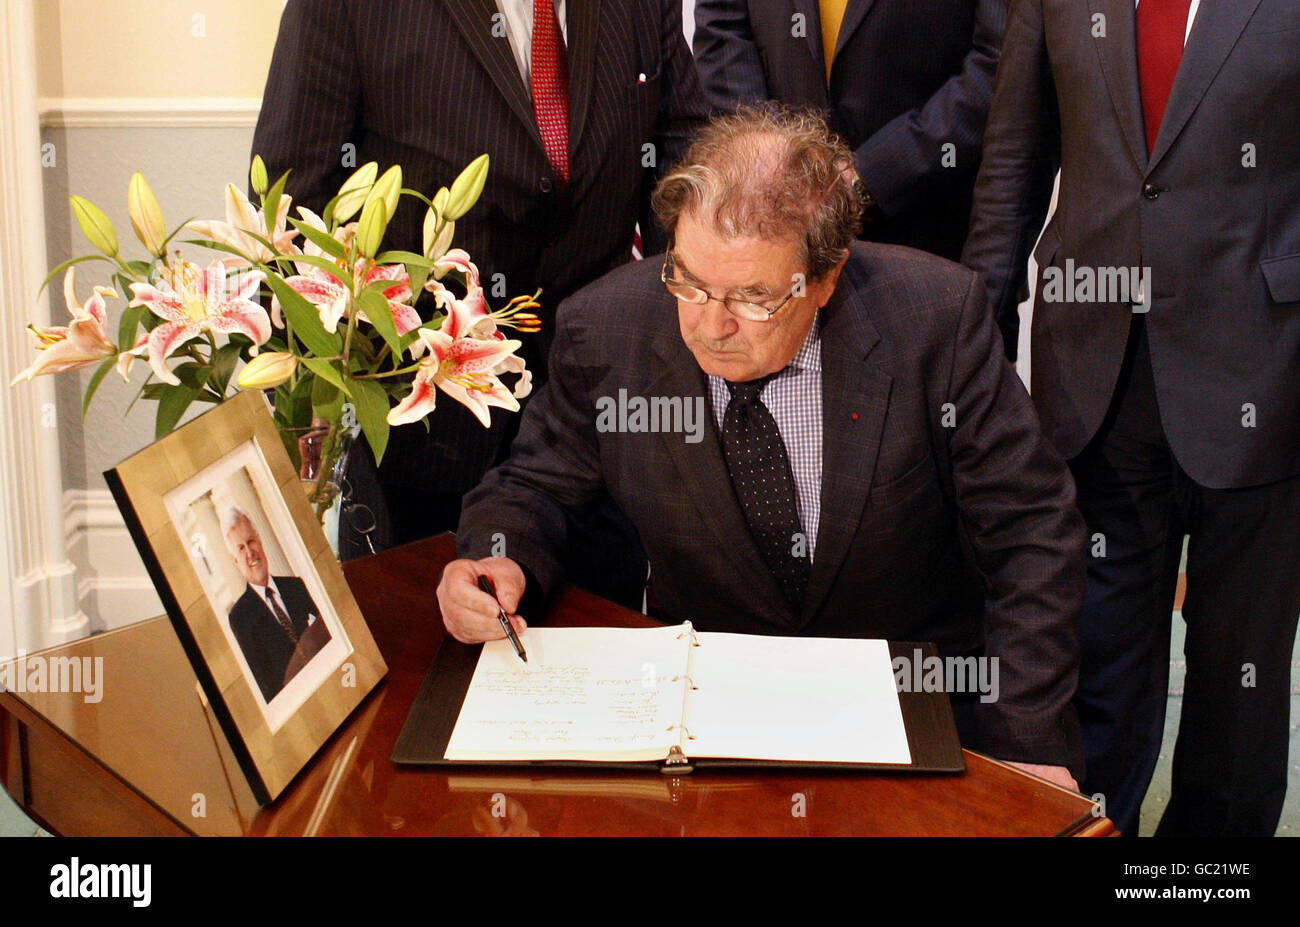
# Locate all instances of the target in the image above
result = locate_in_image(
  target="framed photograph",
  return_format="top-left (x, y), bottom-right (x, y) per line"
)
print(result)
top-left (104, 389), bottom-right (387, 804)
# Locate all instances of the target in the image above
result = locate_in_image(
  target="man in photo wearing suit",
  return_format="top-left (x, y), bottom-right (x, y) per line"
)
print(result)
top-left (251, 0), bottom-right (708, 604)
top-left (692, 0), bottom-right (1008, 261)
top-left (963, 0), bottom-right (1300, 835)
top-left (224, 508), bottom-right (331, 703)
top-left (438, 109), bottom-right (1088, 786)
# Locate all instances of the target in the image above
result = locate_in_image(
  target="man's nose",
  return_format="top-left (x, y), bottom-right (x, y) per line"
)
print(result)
top-left (697, 296), bottom-right (739, 340)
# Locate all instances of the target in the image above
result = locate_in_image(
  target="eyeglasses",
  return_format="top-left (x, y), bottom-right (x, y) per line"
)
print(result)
top-left (661, 251), bottom-right (799, 322)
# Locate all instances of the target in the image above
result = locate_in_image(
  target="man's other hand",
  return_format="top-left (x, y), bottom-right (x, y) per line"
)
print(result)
top-left (1006, 762), bottom-right (1079, 792)
top-left (437, 557), bottom-right (528, 644)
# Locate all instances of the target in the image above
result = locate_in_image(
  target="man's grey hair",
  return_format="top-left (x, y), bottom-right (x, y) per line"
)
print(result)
top-left (652, 105), bottom-right (864, 281)
top-left (220, 506), bottom-right (256, 550)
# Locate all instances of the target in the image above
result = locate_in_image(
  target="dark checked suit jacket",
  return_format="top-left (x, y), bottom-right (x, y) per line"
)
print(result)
top-left (692, 0), bottom-right (1008, 261)
top-left (228, 576), bottom-right (326, 702)
top-left (962, 0), bottom-right (1300, 487)
top-left (457, 244), bottom-right (1088, 771)
top-left (251, 0), bottom-right (707, 490)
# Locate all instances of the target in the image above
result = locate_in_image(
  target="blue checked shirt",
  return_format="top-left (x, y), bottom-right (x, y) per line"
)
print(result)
top-left (708, 318), bottom-right (823, 561)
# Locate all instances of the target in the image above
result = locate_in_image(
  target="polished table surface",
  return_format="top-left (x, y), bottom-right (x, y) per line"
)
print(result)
top-left (0, 534), bottom-right (1111, 836)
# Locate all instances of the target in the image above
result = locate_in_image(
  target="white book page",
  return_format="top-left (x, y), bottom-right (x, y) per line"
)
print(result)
top-left (684, 634), bottom-right (912, 765)
top-left (444, 624), bottom-right (692, 762)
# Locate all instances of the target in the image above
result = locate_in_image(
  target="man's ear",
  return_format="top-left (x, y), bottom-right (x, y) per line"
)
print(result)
top-left (814, 250), bottom-right (850, 307)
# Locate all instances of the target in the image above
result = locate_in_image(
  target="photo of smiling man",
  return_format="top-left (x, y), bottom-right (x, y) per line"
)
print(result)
top-left (223, 506), bottom-right (331, 702)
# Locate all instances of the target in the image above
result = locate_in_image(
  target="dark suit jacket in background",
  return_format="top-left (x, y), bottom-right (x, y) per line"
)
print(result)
top-left (693, 0), bottom-right (1007, 260)
top-left (457, 245), bottom-right (1087, 772)
top-left (251, 0), bottom-right (707, 492)
top-left (962, 0), bottom-right (1300, 488)
top-left (228, 575), bottom-right (326, 702)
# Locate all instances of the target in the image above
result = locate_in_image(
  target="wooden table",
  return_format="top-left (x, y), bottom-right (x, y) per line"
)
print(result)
top-left (0, 534), bottom-right (1112, 836)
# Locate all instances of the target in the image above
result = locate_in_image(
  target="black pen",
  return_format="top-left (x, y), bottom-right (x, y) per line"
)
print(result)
top-left (477, 574), bottom-right (528, 663)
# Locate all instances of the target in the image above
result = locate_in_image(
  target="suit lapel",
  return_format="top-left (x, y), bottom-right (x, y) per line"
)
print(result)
top-left (445, 0), bottom-right (544, 150)
top-left (1088, 0), bottom-right (1148, 173)
top-left (798, 278), bottom-right (889, 628)
top-left (834, 0), bottom-right (878, 61)
top-left (1147, 0), bottom-right (1262, 172)
top-left (648, 329), bottom-right (795, 621)
top-left (565, 0), bottom-right (600, 154)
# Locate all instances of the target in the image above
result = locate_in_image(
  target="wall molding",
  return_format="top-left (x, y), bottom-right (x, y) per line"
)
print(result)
top-left (63, 490), bottom-right (161, 631)
top-left (38, 96), bottom-right (262, 129)
top-left (0, 1), bottom-right (89, 657)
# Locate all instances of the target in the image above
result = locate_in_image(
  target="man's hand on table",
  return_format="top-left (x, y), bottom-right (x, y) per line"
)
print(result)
top-left (437, 557), bottom-right (528, 643)
top-left (1005, 762), bottom-right (1079, 792)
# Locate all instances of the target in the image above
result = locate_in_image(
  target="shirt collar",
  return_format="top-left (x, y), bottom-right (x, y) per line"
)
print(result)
top-left (786, 313), bottom-right (823, 375)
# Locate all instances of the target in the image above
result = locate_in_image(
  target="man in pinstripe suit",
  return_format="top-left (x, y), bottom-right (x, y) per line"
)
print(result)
top-left (252, 0), bottom-right (707, 599)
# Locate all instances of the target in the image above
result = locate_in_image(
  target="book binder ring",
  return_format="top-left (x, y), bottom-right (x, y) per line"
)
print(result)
top-left (676, 623), bottom-right (700, 646)
top-left (672, 674), bottom-right (698, 690)
top-left (661, 743), bottom-right (694, 774)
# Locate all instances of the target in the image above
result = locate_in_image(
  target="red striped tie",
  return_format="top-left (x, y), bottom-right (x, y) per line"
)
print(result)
top-left (531, 0), bottom-right (570, 185)
top-left (1137, 0), bottom-right (1193, 154)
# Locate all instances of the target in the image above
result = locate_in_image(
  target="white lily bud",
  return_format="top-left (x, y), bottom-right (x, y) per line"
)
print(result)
top-left (333, 162), bottom-right (379, 223)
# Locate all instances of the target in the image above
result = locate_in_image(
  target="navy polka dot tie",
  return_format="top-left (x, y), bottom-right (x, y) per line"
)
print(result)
top-left (721, 376), bottom-right (809, 610)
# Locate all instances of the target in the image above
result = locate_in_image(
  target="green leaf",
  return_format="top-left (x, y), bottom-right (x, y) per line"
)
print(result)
top-left (407, 263), bottom-right (430, 297)
top-left (289, 217), bottom-right (347, 260)
top-left (356, 287), bottom-right (402, 356)
top-left (155, 384), bottom-right (201, 438)
top-left (80, 357), bottom-right (117, 419)
top-left (349, 378), bottom-right (392, 464)
top-left (300, 356), bottom-right (352, 397)
top-left (160, 216), bottom-right (199, 253)
top-left (373, 250), bottom-right (435, 269)
top-left (209, 341), bottom-right (245, 396)
top-left (116, 302), bottom-right (146, 353)
top-left (311, 373), bottom-right (344, 424)
top-left (39, 254), bottom-right (113, 296)
top-left (287, 252), bottom-right (351, 288)
top-left (262, 170), bottom-right (289, 245)
top-left (264, 274), bottom-right (340, 357)
top-left (171, 362), bottom-right (212, 390)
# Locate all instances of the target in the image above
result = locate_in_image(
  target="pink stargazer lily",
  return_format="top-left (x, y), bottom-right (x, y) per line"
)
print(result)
top-left (128, 259), bottom-right (270, 386)
top-left (11, 268), bottom-right (119, 383)
top-left (187, 184), bottom-right (297, 267)
top-left (280, 261), bottom-right (419, 335)
top-left (387, 325), bottom-right (527, 428)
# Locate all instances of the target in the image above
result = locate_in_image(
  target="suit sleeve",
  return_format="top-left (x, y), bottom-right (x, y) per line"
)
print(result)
top-left (455, 301), bottom-right (607, 600)
top-left (250, 0), bottom-right (362, 217)
top-left (944, 270), bottom-right (1085, 775)
top-left (691, 0), bottom-right (770, 111)
top-left (959, 0), bottom-right (1060, 356)
top-left (853, 0), bottom-right (1007, 218)
top-left (642, 0), bottom-right (710, 255)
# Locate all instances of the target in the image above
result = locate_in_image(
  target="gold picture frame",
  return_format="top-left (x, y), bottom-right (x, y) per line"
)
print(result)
top-left (104, 389), bottom-right (387, 804)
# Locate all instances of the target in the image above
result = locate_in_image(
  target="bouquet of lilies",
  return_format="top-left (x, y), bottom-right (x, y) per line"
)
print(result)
top-left (13, 155), bottom-right (540, 516)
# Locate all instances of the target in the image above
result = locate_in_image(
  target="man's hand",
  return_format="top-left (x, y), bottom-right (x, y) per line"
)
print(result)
top-left (1005, 762), bottom-right (1079, 792)
top-left (437, 557), bottom-right (528, 644)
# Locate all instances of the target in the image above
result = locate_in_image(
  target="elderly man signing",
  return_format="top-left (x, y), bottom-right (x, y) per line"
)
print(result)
top-left (437, 109), bottom-right (1087, 788)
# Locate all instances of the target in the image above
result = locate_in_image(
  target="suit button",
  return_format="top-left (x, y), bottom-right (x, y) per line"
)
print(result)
top-left (539, 177), bottom-right (554, 194)
top-left (1142, 182), bottom-right (1161, 200)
